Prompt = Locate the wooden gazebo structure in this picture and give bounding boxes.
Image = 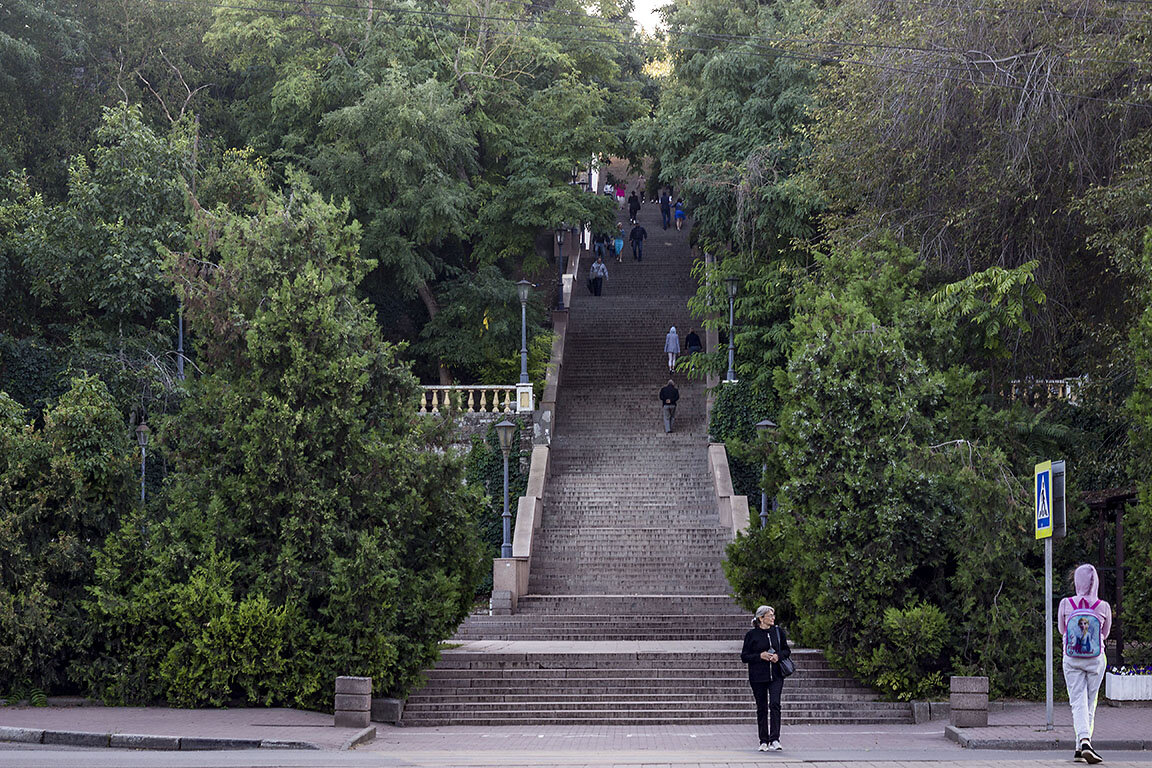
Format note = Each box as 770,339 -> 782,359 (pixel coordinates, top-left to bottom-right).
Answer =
1082,486 -> 1136,665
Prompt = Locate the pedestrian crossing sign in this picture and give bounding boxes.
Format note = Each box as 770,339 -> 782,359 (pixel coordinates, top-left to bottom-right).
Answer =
1035,461 -> 1052,539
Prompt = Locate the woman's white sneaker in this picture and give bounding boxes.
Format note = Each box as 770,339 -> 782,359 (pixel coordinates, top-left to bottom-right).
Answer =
758,742 -> 769,752
770,740 -> 783,751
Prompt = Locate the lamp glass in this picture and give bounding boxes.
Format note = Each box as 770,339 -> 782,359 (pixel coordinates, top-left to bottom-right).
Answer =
725,276 -> 739,299
516,279 -> 532,304
556,224 -> 569,244
136,423 -> 150,448
495,419 -> 516,453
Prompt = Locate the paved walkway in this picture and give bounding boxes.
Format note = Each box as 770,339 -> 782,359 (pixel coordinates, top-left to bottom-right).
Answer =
2,701 -> 1150,762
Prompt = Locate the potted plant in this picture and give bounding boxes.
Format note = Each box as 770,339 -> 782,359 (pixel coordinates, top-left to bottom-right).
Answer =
1105,665 -> 1152,701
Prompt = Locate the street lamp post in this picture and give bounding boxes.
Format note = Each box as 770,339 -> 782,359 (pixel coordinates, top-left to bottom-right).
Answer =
176,300 -> 185,380
725,276 -> 739,382
516,280 -> 532,384
135,422 -> 150,505
495,420 -> 516,558
755,419 -> 778,529
554,224 -> 568,311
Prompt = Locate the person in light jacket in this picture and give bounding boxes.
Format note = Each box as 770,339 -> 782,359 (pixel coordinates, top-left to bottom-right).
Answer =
741,605 -> 791,752
589,257 -> 608,296
664,326 -> 680,372
1059,564 -> 1112,764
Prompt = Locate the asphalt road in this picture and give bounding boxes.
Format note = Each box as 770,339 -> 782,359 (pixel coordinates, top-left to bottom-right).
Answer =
3,744 -> 1152,768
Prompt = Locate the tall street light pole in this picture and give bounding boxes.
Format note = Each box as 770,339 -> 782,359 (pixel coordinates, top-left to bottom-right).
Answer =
135,422 -> 150,505
516,280 -> 532,384
496,420 -> 516,558
554,224 -> 568,311
725,276 -> 739,382
755,419 -> 778,529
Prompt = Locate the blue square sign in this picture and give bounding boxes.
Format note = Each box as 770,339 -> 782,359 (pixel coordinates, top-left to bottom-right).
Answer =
1035,460 -> 1052,539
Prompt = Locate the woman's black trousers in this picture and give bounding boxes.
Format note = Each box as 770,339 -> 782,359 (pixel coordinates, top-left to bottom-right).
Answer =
749,677 -> 784,744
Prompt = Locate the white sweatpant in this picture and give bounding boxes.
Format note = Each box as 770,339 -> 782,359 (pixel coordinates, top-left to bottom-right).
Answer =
1062,653 -> 1106,743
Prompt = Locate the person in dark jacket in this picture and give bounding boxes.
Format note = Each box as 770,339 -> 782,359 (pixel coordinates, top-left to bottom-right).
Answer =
741,605 -> 791,752
659,379 -> 679,433
628,191 -> 642,224
630,223 -> 648,261
685,329 -> 703,354
659,191 -> 672,230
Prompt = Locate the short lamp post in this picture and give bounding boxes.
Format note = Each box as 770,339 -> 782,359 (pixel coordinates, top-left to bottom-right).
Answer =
755,419 -> 778,529
516,280 -> 532,384
496,419 -> 516,558
136,422 -> 150,505
554,224 -> 569,311
725,276 -> 739,382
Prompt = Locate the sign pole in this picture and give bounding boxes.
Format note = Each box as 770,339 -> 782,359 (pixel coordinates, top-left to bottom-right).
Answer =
1045,536 -> 1053,730
1035,459 -> 1055,732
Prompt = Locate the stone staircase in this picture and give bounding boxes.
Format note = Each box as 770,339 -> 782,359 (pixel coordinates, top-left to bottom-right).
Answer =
402,176 -> 912,727
403,649 -> 913,726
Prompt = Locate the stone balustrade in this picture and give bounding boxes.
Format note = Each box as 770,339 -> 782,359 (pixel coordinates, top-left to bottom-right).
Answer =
418,385 -> 519,414
1006,376 -> 1087,405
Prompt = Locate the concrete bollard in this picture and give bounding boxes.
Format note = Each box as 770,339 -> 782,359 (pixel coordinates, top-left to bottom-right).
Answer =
949,676 -> 989,727
334,676 -> 372,728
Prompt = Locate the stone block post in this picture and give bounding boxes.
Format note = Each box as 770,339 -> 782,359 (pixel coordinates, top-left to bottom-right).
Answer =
949,676 -> 989,727
334,676 -> 372,728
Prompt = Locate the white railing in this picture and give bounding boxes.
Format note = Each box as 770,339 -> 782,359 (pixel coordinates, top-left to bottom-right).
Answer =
1006,377 -> 1087,406
418,385 -> 518,414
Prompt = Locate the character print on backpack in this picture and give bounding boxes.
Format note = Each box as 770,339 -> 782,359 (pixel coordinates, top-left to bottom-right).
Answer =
1063,597 -> 1103,658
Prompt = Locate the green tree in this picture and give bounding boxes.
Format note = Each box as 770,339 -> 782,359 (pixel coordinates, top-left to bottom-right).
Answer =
726,241 -> 1043,697
86,173 -> 485,707
1122,230 -> 1152,662
17,103 -> 188,323
0,375 -> 134,694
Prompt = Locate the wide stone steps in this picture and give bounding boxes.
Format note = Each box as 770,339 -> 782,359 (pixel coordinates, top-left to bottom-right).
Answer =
513,595 -> 743,614
403,644 -> 914,726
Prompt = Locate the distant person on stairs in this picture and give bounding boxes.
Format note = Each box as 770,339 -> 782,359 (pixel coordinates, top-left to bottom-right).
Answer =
628,191 -> 641,224
685,329 -> 703,354
630,222 -> 648,261
742,605 -> 791,752
674,198 -> 686,230
613,223 -> 625,263
589,257 -> 608,296
664,326 -> 680,372
659,191 -> 672,230
659,379 -> 679,433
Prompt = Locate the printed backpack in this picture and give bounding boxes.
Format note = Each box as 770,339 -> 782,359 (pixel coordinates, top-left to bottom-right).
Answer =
1064,597 -> 1103,659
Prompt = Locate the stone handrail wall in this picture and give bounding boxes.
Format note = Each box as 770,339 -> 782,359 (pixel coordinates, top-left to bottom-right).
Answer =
491,235 -> 583,613
418,385 -> 518,414
709,442 -> 750,538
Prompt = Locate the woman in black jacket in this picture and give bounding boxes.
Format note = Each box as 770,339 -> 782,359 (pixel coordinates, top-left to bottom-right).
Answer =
740,605 -> 791,752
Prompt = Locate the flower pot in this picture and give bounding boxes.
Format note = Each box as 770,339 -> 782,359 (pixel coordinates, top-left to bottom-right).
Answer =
1105,672 -> 1152,701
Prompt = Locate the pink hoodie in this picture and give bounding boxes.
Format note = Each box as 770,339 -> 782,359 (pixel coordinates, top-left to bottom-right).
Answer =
1057,563 -> 1112,643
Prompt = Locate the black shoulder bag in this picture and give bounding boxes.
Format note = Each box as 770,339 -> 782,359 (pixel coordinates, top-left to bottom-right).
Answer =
775,626 -> 796,677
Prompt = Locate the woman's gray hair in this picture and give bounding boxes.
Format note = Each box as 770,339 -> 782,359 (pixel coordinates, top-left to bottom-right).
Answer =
755,605 -> 774,619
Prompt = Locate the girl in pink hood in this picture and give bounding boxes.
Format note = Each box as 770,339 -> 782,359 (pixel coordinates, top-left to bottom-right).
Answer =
1058,563 -> 1112,764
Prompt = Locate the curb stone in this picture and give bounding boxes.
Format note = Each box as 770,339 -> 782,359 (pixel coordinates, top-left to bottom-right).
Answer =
0,728 -> 321,751
43,729 -> 110,747
180,737 -> 262,751
110,734 -> 180,750
340,725 -> 377,751
946,725 -> 1149,751
0,727 -> 44,744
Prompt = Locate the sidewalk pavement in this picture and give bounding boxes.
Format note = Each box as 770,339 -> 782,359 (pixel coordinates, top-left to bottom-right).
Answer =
1,701 -> 1149,756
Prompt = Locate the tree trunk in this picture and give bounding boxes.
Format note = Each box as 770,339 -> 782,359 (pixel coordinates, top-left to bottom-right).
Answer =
417,281 -> 453,384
